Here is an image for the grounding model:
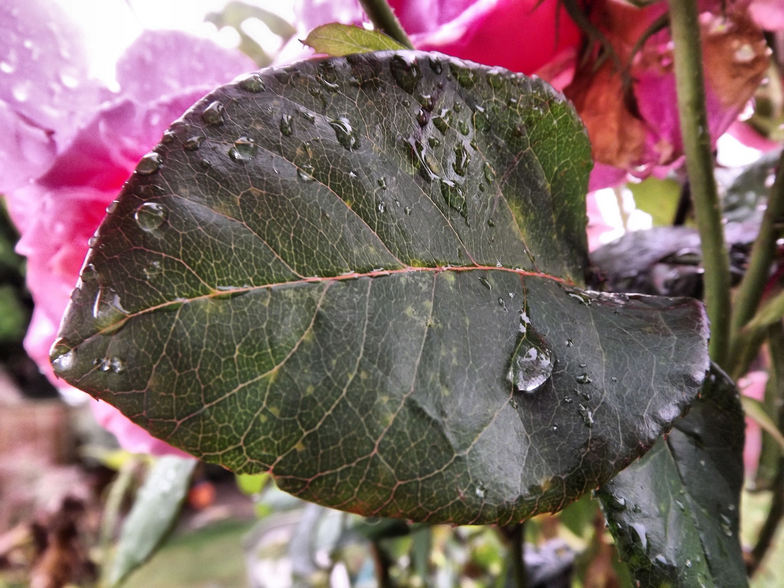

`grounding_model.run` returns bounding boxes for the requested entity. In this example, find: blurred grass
[124,519,254,588]
[742,490,784,587]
